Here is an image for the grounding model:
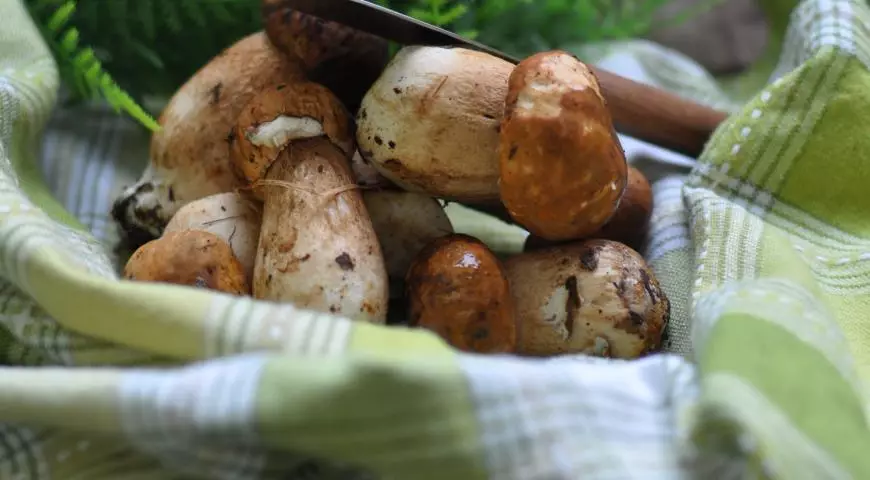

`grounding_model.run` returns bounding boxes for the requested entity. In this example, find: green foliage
[26,0,718,131]
[27,0,159,130]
